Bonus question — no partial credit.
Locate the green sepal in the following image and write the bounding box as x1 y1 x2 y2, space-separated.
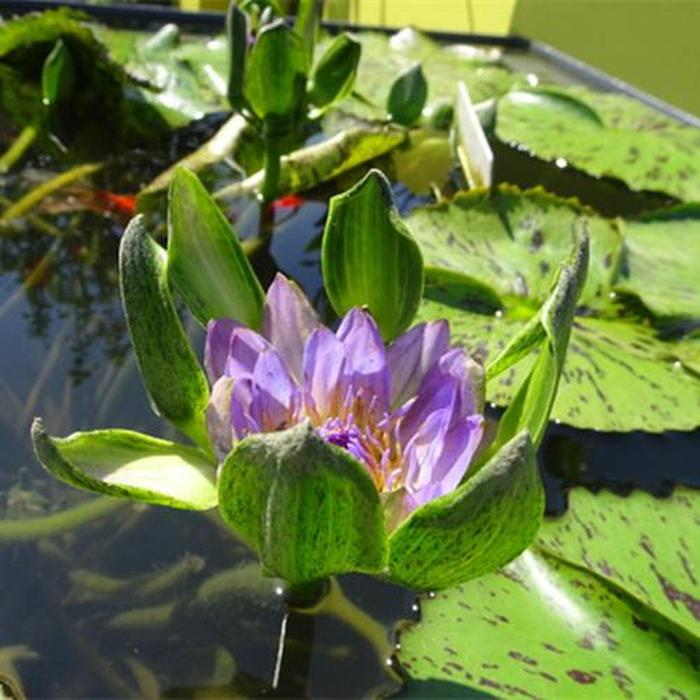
226 1 249 112
119 215 211 452
387 431 543 590
322 168 424 341
243 20 308 120
492 231 589 449
166 167 264 328
31 419 217 510
217 421 388 584
387 63 428 126
308 32 361 110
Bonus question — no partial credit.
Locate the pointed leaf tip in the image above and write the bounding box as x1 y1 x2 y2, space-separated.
322 168 424 341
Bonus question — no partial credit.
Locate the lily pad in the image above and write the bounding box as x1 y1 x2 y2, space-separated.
495 86 700 202
614 204 700 319
537 488 700 639
397 488 700 698
325 29 522 124
408 187 700 432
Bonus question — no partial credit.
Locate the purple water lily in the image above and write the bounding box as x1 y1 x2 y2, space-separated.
206 274 484 525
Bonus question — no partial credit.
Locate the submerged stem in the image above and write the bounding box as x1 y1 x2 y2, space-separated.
0 496 126 543
0 162 102 224
260 130 282 205
0 124 38 174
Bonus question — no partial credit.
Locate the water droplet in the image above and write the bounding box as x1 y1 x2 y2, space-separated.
609 291 617 299
494 310 503 319
275 586 284 596
554 419 561 425
386 658 394 667
428 591 436 599
527 73 539 86
489 402 498 410
672 360 683 371
395 643 402 651
411 603 420 613
555 157 568 169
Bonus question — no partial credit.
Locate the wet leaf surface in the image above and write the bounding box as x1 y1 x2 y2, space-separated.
398 488 700 699
408 187 700 432
495 87 700 202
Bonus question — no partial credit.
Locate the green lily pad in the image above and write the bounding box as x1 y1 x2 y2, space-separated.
495 86 700 202
397 488 700 698
408 187 700 432
614 204 700 319
537 488 700 639
326 29 522 124
98 25 229 126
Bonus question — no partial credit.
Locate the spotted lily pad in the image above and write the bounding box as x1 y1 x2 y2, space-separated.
537 488 700 639
408 186 700 432
614 204 700 319
397 488 700 698
495 86 700 202
325 29 522 125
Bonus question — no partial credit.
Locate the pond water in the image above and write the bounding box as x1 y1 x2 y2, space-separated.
0 19 698 700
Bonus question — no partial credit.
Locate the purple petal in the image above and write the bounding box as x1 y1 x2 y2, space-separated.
224 328 271 379
206 376 235 460
336 308 390 414
229 378 260 441
262 274 321 382
405 414 484 509
436 348 485 417
302 327 348 421
205 319 242 383
387 321 449 408
249 342 300 432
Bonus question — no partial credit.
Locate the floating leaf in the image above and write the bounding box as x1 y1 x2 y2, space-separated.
325 29 521 126
41 38 76 110
397 487 700 698
537 488 700 639
167 167 265 328
495 86 700 202
408 186 700 432
388 432 542 590
217 422 387 584
32 420 217 510
322 169 424 341
119 215 211 450
387 63 428 126
614 204 700 319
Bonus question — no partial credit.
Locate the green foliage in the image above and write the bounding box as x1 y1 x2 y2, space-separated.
244 20 308 121
496 86 700 201
217 422 388 584
41 39 76 111
397 487 700 698
226 2 249 112
388 432 542 590
119 216 211 452
409 186 700 432
308 33 361 111
387 63 428 126
167 168 264 328
322 169 424 341
31 421 217 510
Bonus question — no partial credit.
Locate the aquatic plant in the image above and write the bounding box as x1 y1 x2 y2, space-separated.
31 166 586 591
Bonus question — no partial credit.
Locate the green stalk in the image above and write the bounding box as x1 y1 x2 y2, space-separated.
260 126 283 205
0 162 102 224
0 497 126 543
0 124 38 174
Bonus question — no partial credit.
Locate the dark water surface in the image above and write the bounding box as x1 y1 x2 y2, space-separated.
1 62 699 700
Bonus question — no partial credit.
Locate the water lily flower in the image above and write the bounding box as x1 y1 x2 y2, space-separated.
206 273 485 527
